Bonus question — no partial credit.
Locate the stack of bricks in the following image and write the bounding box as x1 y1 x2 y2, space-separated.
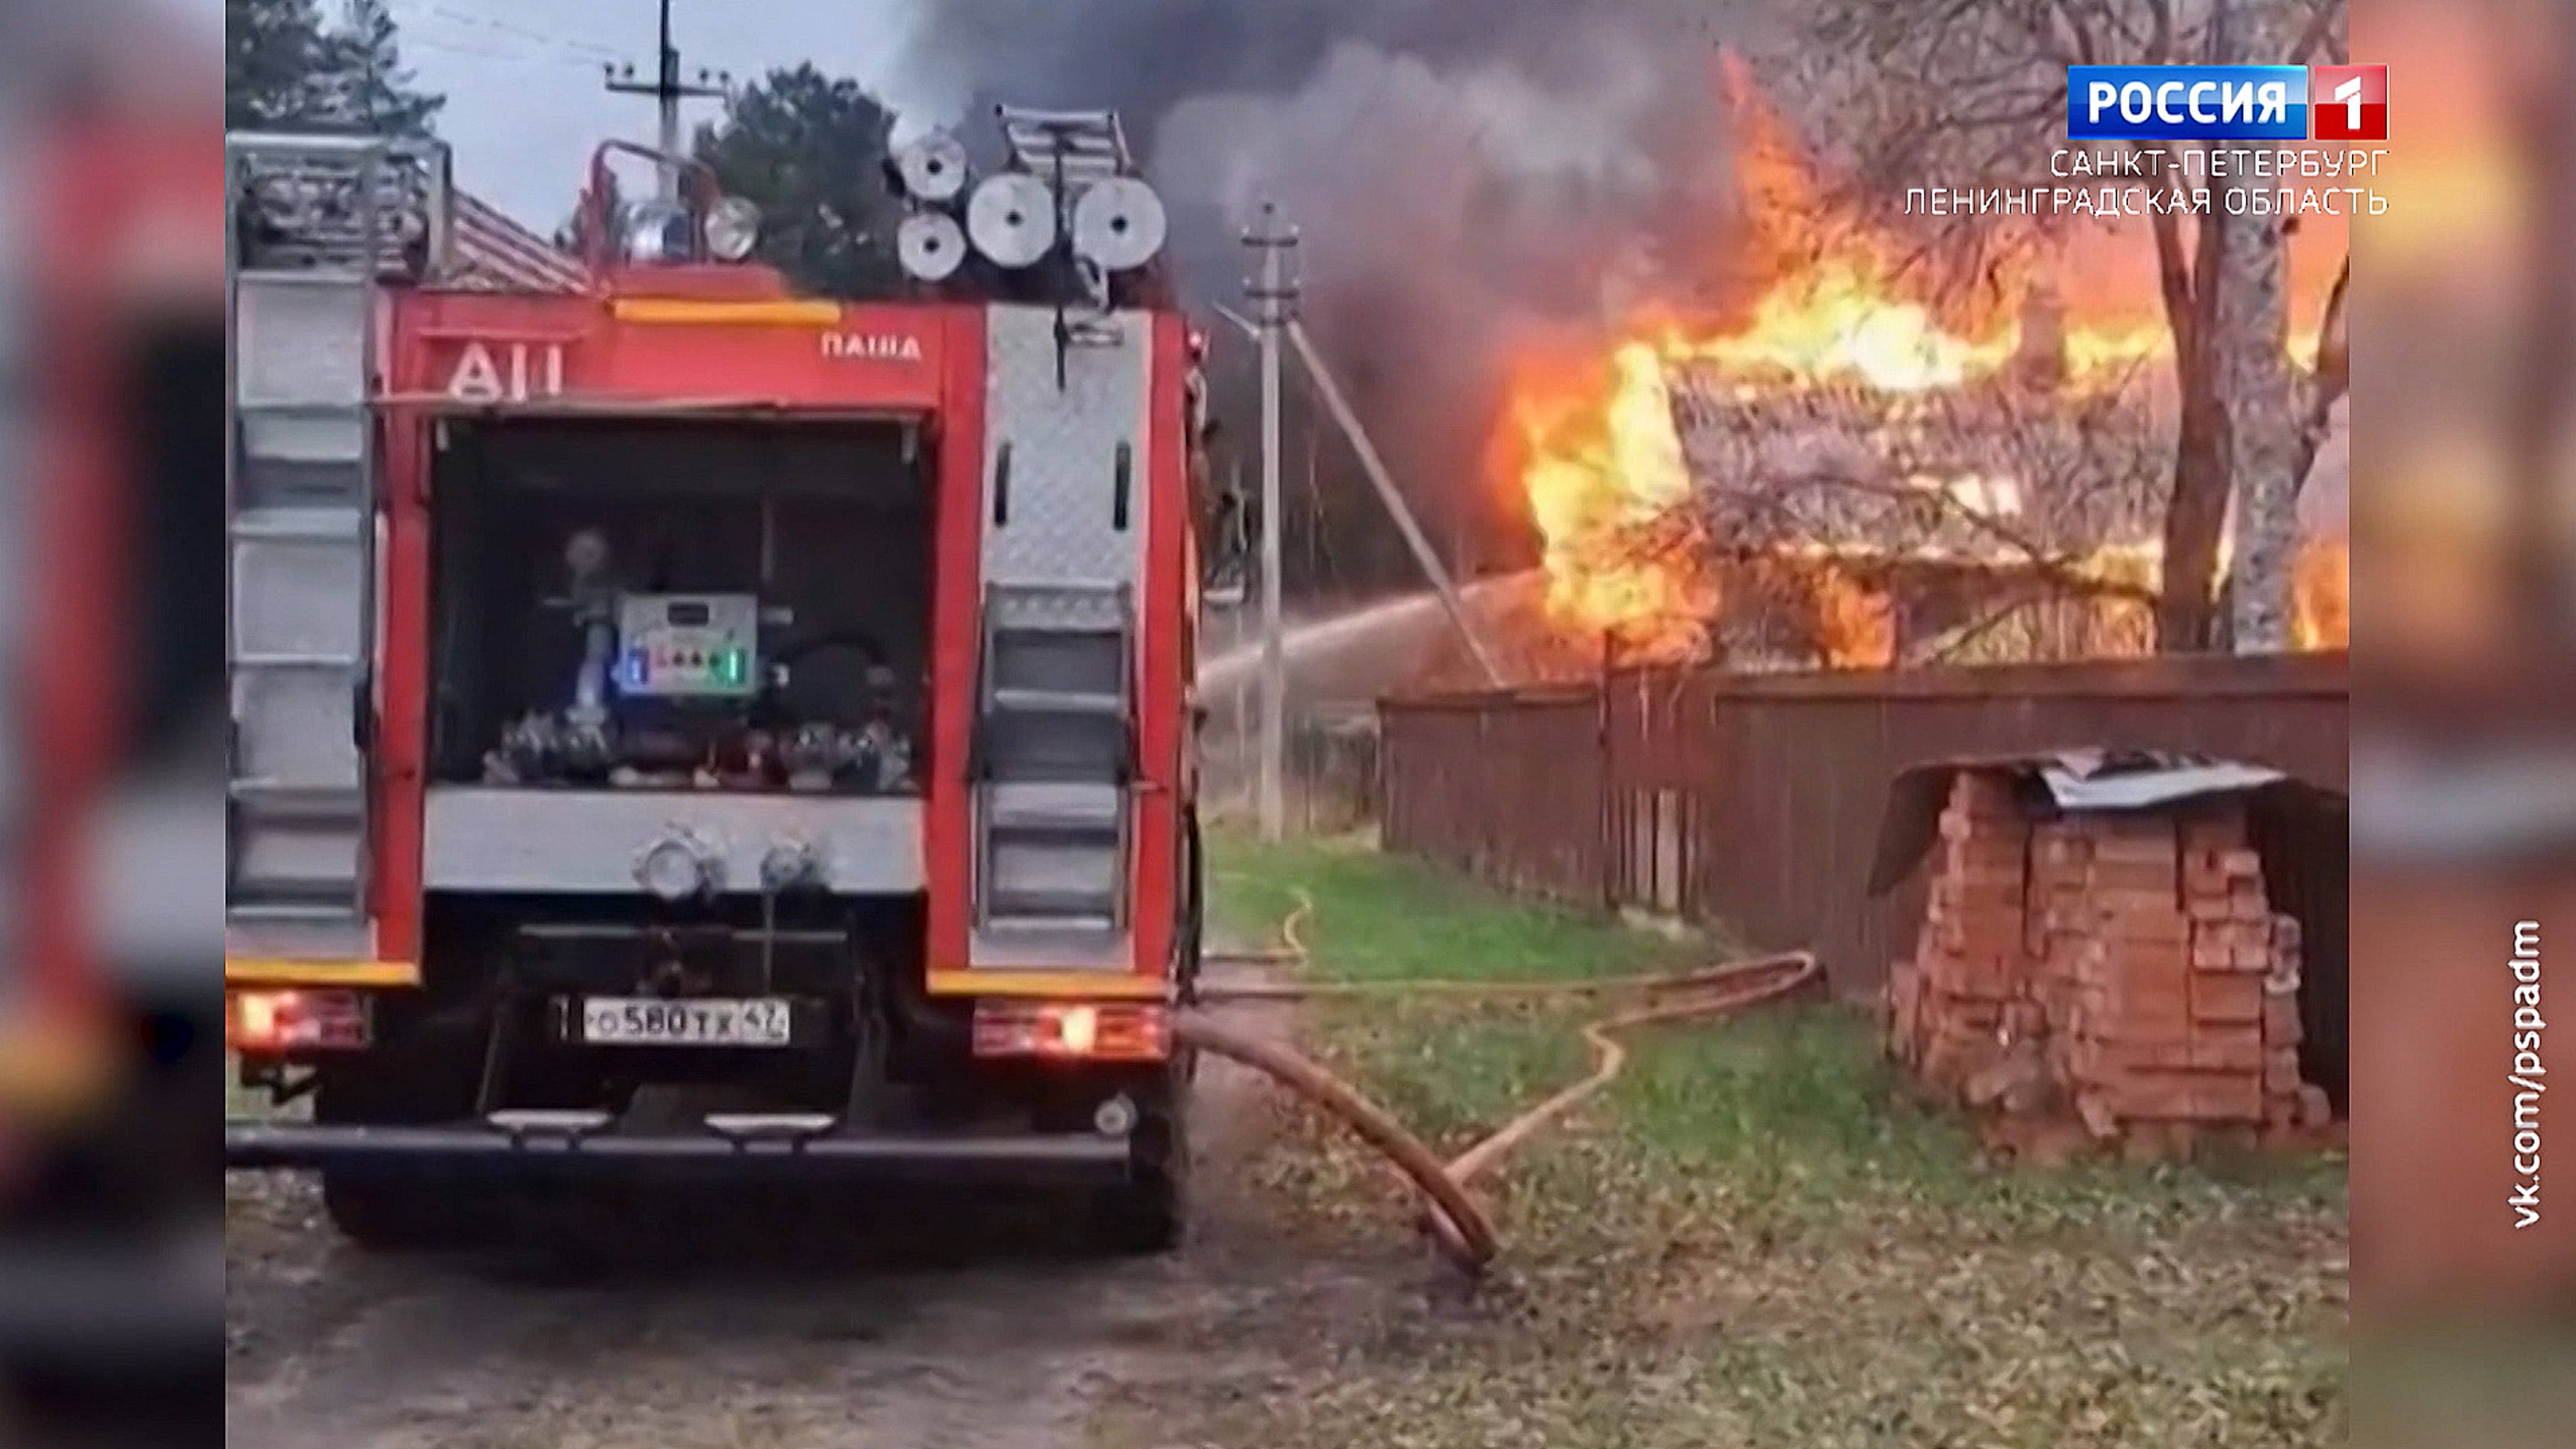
1889 771 2037 1098
2173 810 2328 1138
1888 770 2330 1159
2026 814 2094 1087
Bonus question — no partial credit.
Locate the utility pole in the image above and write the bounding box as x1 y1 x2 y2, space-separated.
605 0 729 201
1243 203 1299 843
1284 319 1506 686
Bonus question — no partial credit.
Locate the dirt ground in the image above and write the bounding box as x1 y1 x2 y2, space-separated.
221 969 1449 1449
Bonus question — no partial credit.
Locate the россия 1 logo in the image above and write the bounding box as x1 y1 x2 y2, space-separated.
2068 64 2387 142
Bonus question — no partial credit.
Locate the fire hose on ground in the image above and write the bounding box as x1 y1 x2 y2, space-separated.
1174 898 1824 1273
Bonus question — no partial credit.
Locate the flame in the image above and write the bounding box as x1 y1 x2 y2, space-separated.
1497 67 2326 663
1808 562 1896 667
1497 337 1710 657
2293 536 2349 650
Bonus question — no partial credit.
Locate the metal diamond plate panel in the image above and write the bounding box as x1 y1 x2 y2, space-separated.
982 305 1152 591
232 669 361 788
232 526 364 659
237 276 369 408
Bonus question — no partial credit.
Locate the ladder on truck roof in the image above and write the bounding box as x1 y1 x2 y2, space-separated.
224 133 449 961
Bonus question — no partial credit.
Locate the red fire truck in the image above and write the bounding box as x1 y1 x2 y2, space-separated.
221 117 1208 1251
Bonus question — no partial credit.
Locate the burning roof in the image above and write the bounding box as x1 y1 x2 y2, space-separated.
1482 63 2345 671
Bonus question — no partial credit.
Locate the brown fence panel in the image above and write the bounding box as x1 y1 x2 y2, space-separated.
1378 688 1606 905
1381 653 2348 997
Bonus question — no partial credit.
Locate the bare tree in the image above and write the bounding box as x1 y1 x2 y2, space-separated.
1670 363 2174 666
1788 0 2347 652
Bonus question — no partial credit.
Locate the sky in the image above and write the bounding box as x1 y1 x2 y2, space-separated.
207 1 950 228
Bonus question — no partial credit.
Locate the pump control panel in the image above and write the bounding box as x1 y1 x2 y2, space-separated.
616 593 761 698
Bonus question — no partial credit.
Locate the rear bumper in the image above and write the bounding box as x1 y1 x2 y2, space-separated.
223 1119 1134 1184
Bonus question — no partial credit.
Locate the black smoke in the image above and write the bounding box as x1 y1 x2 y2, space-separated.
894 1 1762 588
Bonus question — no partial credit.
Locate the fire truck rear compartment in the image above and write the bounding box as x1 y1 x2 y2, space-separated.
406 416 965 1131
426 416 932 792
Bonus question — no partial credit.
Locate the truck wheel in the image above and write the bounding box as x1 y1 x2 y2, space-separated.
313 1040 477 1252
1092 1085 1188 1255
319 1172 462 1252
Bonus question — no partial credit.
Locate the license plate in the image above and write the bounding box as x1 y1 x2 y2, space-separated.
580 997 794 1047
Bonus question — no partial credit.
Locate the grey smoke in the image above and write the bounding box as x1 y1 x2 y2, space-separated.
893 1 1764 577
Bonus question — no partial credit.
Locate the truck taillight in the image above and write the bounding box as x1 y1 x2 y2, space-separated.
226 989 371 1054
971 1002 1169 1062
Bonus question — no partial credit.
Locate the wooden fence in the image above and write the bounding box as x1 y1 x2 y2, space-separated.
1379 653 2349 1007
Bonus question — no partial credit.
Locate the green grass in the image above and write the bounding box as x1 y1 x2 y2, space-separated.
1208 831 1704 986
1151 829 2350 1449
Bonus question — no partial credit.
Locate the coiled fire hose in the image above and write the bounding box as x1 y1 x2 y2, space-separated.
1174 898 1823 1273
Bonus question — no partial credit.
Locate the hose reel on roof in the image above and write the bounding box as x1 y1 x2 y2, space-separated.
894 130 970 204
1069 177 1167 272
964 172 1059 269
896 211 967 282
889 109 1168 286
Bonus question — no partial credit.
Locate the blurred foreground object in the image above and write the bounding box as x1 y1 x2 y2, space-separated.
0 12 227 1429
2349 0 2576 1403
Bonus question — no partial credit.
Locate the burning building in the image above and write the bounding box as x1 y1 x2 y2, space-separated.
1479 63 2349 677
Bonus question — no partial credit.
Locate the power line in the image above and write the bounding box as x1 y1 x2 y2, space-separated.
388 2 621 63
600 0 731 201
401 33 608 70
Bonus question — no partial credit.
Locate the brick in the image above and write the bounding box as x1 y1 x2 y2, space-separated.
2220 848 2263 879
2115 1069 2263 1123
2211 921 2268 970
1939 812 2020 843
2004 1000 2048 1040
2071 1037 2158 1079
2130 1038 2200 1069
2228 881 2270 921
2185 892 2235 922
2096 893 2191 942
1938 889 2027 922
2263 1048 2304 1095
1950 996 2005 1029
2102 988 2191 1043
2262 993 2305 1046
2189 1024 2265 1072
2109 933 2188 979
2090 859 2180 894
1935 925 2028 969
1944 864 2028 893
2181 842 2227 886
2191 971 2264 1025
2191 928 2234 970
2036 840 2091 873
2091 825 2174 856
2192 1073 2263 1124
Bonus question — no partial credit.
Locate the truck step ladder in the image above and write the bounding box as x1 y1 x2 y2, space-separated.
225 135 446 961
973 584 1133 960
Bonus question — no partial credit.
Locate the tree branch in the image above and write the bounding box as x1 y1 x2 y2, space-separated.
2290 255 2350 499
2289 0 2345 65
